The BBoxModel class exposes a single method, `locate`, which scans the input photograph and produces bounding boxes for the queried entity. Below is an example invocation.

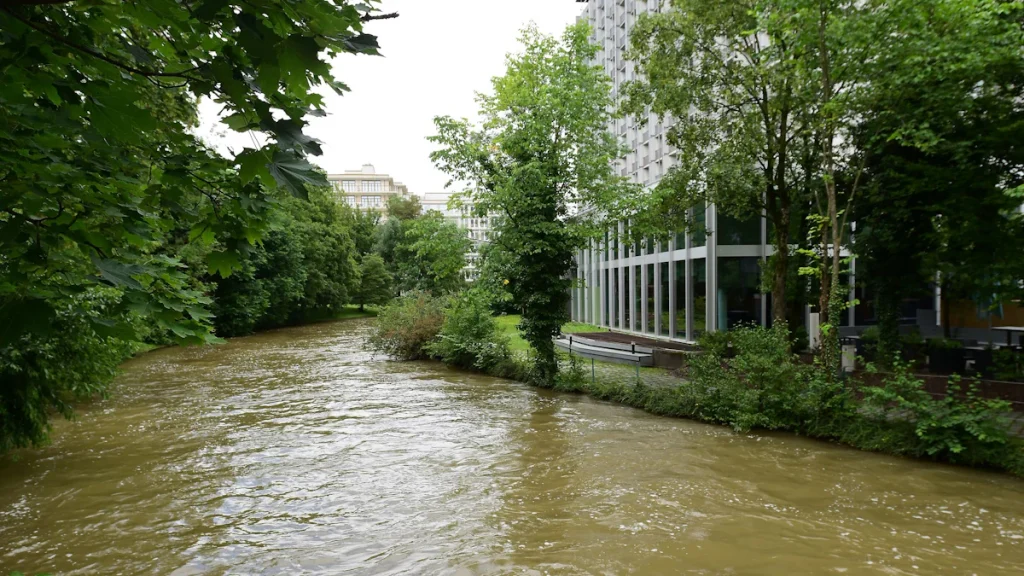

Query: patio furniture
[993,326,1024,348]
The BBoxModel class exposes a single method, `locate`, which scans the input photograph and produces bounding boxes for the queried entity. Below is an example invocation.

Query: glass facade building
[572,207,774,341]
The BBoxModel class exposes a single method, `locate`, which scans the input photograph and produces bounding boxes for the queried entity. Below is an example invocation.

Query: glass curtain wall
[646,263,655,334]
[634,264,642,332]
[692,258,707,336]
[718,257,762,330]
[618,264,626,327]
[675,261,686,338]
[612,270,619,328]
[660,262,670,336]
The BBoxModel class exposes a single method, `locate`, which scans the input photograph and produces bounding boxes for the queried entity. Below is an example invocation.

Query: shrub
[697,330,733,357]
[426,290,513,372]
[687,323,812,431]
[992,348,1024,382]
[366,292,446,360]
[857,361,1018,465]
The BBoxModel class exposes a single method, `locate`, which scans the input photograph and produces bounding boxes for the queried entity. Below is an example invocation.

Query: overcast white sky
[198,0,585,195]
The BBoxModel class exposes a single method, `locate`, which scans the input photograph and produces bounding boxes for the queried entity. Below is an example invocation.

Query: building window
[344,196,356,207]
[718,213,761,245]
[646,263,656,334]
[361,195,382,208]
[623,267,631,329]
[612,269,619,328]
[362,180,382,192]
[634,265,642,332]
[675,261,687,339]
[692,203,707,248]
[692,258,707,337]
[718,257,763,331]
[661,262,670,336]
[342,180,358,193]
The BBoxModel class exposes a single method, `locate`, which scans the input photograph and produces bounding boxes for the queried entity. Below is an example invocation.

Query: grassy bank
[495,314,606,353]
[371,294,1024,477]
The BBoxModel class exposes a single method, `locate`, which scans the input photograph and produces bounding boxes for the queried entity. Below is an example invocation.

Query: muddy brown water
[1,319,1022,575]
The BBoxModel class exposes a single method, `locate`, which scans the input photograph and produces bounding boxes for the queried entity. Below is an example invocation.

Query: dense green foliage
[621,0,1024,364]
[0,0,390,450]
[393,211,470,294]
[852,0,1024,356]
[431,24,633,383]
[353,254,393,311]
[426,290,515,373]
[0,292,137,452]
[366,292,447,361]
[386,195,422,221]
[211,189,359,337]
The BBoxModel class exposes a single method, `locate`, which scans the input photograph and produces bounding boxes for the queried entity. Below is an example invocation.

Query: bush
[687,323,816,431]
[0,292,137,452]
[857,361,1018,466]
[366,292,446,360]
[426,290,513,371]
[697,330,733,357]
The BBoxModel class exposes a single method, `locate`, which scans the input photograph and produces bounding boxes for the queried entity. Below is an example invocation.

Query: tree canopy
[431,23,633,381]
[0,0,389,450]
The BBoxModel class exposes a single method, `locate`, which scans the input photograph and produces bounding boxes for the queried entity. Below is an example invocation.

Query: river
[1,319,1022,575]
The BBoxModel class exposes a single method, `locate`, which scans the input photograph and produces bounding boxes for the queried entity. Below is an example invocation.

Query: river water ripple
[1,319,1022,574]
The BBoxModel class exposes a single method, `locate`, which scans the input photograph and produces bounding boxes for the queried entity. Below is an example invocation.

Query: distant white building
[421,192,495,282]
[327,164,410,215]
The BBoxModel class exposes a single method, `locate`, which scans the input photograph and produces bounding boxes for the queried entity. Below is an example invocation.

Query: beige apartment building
[327,164,410,214]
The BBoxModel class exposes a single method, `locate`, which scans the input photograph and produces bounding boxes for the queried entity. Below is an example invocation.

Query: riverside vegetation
[369,290,1024,477]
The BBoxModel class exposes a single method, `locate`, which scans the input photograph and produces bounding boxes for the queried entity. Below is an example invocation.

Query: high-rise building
[573,0,1024,345]
[573,0,774,342]
[327,164,410,214]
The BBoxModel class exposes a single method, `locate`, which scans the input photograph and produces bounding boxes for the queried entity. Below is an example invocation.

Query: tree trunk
[772,221,790,327]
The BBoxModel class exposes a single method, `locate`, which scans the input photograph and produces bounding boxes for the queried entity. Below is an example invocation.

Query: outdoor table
[992,326,1024,347]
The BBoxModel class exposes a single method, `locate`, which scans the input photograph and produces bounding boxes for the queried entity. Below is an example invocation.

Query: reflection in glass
[646,264,655,334]
[718,257,763,331]
[692,203,707,248]
[692,258,707,336]
[618,264,626,327]
[675,261,686,338]
[634,265,642,332]
[717,213,761,245]
[612,269,619,328]
[660,262,670,336]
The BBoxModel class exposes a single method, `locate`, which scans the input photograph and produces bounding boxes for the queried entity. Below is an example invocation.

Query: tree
[431,24,632,382]
[373,216,404,278]
[0,0,388,449]
[393,211,470,295]
[346,208,382,258]
[211,188,359,336]
[353,254,393,311]
[386,195,422,221]
[623,0,817,329]
[850,0,1024,358]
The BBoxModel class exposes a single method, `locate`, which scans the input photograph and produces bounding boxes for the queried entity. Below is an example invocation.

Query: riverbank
[131,305,378,359]
[487,316,1024,477]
